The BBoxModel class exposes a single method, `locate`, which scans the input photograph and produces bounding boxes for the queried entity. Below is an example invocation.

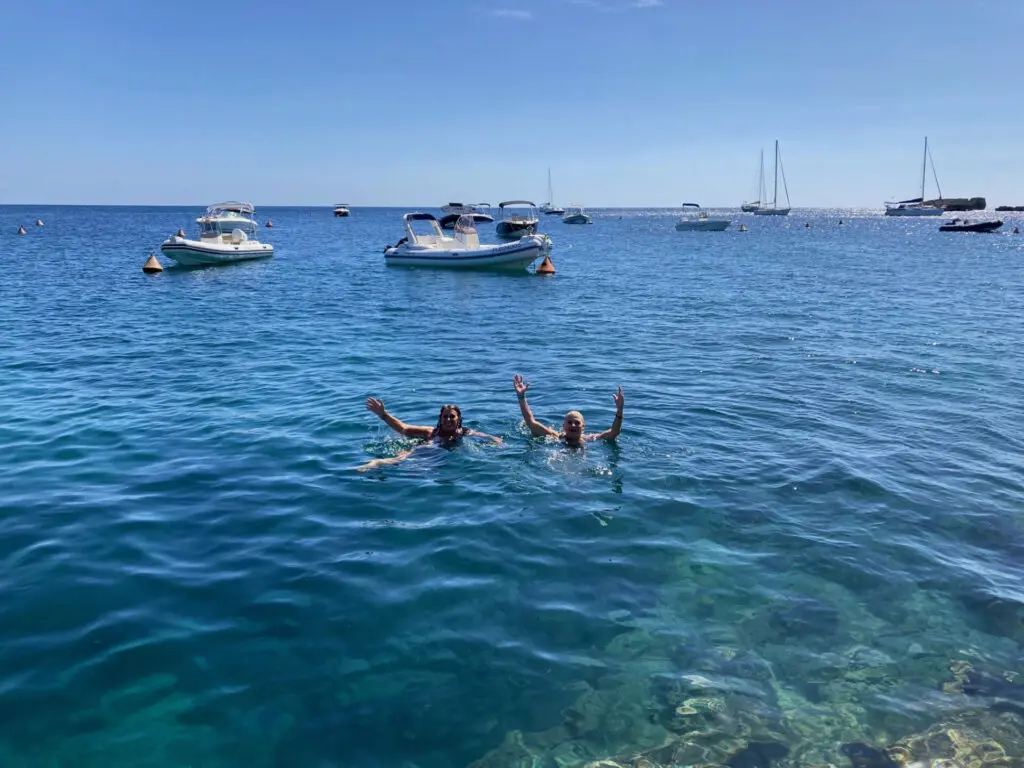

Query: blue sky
[1,0,1021,207]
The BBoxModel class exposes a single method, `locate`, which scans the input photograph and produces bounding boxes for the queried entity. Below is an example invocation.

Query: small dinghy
[939,218,1003,233]
[384,213,550,270]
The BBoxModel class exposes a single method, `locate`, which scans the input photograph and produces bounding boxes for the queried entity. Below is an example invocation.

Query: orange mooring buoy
[142,254,163,273]
[176,228,185,238]
[536,255,555,275]
[265,221,273,228]
[17,225,26,235]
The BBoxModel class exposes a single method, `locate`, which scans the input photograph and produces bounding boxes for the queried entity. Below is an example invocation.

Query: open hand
[513,373,530,397]
[365,397,386,417]
[612,386,624,410]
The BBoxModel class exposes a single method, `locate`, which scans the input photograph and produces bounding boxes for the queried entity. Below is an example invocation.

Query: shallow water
[1,205,1023,766]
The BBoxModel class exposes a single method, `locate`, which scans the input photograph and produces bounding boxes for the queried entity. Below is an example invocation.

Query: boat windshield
[454,215,477,234]
[200,217,256,236]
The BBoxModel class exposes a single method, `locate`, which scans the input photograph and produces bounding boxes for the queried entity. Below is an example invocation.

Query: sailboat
[884,137,944,216]
[753,140,790,216]
[539,168,564,215]
[741,150,765,213]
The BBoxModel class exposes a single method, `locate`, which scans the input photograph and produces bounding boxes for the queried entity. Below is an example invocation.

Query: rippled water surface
[1,205,1023,767]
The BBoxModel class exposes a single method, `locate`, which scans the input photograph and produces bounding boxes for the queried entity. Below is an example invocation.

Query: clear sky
[2,0,1021,207]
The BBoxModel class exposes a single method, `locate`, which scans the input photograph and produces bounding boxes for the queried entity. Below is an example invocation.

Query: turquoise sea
[2,205,1023,767]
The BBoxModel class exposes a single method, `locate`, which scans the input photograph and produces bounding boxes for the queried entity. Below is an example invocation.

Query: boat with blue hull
[939,218,1003,233]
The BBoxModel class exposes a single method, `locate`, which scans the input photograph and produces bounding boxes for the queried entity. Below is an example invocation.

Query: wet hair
[431,404,467,441]
[563,410,585,426]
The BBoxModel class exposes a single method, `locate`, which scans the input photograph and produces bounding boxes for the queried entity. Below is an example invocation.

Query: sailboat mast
[773,140,779,207]
[921,137,928,201]
[547,167,553,205]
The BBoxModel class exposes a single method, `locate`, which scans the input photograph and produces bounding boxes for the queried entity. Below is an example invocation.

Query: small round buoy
[839,219,844,225]
[265,221,273,228]
[142,254,164,273]
[176,228,185,238]
[804,222,810,228]
[17,225,26,235]
[739,224,747,232]
[1015,227,1020,234]
[35,219,44,227]
[536,255,555,275]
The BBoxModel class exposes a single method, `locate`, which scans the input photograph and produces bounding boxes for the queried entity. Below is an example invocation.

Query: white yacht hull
[160,236,274,266]
[884,206,944,217]
[675,219,731,232]
[385,235,548,269]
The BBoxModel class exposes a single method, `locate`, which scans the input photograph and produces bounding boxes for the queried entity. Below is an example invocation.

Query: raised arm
[365,397,433,440]
[593,387,624,442]
[513,374,558,438]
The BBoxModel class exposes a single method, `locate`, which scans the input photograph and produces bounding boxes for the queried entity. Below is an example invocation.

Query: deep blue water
[1,205,1023,767]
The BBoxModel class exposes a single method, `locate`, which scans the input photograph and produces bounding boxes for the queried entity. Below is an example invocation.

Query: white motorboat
[884,137,945,217]
[496,200,539,239]
[753,140,791,216]
[441,202,490,216]
[384,213,550,270]
[562,205,592,225]
[539,169,564,215]
[334,204,350,217]
[160,202,273,266]
[675,203,731,231]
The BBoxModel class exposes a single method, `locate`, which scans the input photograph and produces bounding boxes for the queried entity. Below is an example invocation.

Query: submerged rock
[725,741,789,768]
[765,596,842,640]
[839,742,900,768]
[885,708,1024,767]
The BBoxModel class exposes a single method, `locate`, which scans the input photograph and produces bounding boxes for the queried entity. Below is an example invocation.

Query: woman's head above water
[562,410,585,443]
[434,404,465,439]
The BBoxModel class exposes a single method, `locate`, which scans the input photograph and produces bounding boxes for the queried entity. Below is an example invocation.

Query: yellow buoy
[739,224,747,232]
[536,255,555,275]
[176,228,185,238]
[143,254,164,273]
[35,219,44,227]
[265,221,273,228]
[17,225,26,235]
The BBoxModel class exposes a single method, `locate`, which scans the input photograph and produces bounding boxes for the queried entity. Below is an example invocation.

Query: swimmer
[360,398,501,470]
[513,374,624,446]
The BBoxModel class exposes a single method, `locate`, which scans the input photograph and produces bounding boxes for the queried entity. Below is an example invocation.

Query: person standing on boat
[512,374,624,446]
